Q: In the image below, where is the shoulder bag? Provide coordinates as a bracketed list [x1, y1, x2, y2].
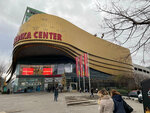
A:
[123, 100, 133, 113]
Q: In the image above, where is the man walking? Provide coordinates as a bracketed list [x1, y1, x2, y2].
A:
[54, 87, 59, 101]
[90, 88, 94, 97]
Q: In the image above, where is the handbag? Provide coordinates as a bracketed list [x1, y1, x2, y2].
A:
[123, 100, 133, 113]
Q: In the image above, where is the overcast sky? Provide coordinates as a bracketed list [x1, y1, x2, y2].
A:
[0, 0, 149, 67]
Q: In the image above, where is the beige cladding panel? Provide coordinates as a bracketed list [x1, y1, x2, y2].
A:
[14, 14, 133, 76]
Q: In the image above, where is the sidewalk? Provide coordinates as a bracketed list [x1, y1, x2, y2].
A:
[0, 92, 67, 113]
[0, 92, 92, 113]
[0, 92, 143, 113]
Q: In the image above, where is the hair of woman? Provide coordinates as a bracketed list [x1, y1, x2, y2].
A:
[110, 89, 121, 97]
[97, 88, 109, 98]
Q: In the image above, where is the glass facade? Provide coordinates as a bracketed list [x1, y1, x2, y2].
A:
[13, 56, 116, 93]
[17, 77, 44, 92]
[14, 60, 75, 92]
[18, 64, 73, 76]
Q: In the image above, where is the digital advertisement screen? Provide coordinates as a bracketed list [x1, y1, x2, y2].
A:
[20, 65, 55, 76]
[22, 68, 34, 75]
[43, 68, 53, 75]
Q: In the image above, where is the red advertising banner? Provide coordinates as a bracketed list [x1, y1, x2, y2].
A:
[22, 68, 34, 75]
[80, 55, 83, 77]
[75, 56, 79, 77]
[84, 53, 89, 77]
[43, 68, 53, 75]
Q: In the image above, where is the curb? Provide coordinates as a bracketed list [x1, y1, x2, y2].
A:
[122, 96, 138, 101]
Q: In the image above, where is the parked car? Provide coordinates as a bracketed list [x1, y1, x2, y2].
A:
[138, 93, 143, 103]
[128, 90, 138, 98]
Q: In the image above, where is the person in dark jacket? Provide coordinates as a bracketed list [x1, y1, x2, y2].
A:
[110, 89, 126, 113]
[90, 88, 94, 97]
[110, 89, 133, 113]
[54, 87, 59, 101]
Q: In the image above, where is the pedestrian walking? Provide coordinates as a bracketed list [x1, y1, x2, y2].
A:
[79, 88, 82, 93]
[96, 88, 98, 93]
[7, 89, 10, 94]
[54, 87, 59, 102]
[97, 88, 114, 113]
[110, 89, 133, 113]
[90, 88, 94, 97]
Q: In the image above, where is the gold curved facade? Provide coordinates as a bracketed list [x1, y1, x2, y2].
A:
[12, 14, 133, 77]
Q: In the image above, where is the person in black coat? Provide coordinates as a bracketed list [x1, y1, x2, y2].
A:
[90, 88, 94, 97]
[54, 87, 59, 101]
[110, 89, 133, 113]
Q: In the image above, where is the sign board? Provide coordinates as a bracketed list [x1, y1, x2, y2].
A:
[57, 64, 64, 74]
[45, 78, 53, 83]
[14, 32, 62, 44]
[141, 79, 150, 113]
[65, 64, 72, 73]
[55, 77, 62, 82]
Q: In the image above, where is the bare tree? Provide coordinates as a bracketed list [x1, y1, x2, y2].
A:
[0, 62, 6, 77]
[96, 0, 150, 63]
[112, 74, 133, 89]
[134, 73, 150, 88]
[0, 61, 6, 88]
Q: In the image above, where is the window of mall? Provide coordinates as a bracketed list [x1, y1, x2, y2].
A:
[13, 63, 74, 93]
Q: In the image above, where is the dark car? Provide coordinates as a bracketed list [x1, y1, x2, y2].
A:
[128, 90, 138, 98]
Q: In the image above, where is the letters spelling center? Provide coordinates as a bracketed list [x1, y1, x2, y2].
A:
[14, 31, 62, 44]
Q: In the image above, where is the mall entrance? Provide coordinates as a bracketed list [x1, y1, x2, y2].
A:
[44, 77, 62, 92]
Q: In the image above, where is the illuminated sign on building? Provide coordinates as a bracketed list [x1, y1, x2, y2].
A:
[22, 68, 34, 75]
[20, 64, 56, 76]
[43, 68, 53, 75]
[14, 31, 62, 44]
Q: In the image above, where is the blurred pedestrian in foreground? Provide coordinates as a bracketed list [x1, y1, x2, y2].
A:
[54, 87, 59, 102]
[110, 89, 133, 113]
[97, 88, 114, 113]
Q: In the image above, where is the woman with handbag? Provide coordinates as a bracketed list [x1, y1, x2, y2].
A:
[110, 89, 133, 113]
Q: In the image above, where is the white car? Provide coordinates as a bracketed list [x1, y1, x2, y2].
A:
[138, 93, 143, 103]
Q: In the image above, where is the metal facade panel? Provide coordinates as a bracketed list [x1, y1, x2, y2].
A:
[13, 14, 133, 77]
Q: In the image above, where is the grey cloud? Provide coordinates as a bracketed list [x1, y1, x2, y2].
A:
[0, 17, 17, 54]
[43, 0, 100, 34]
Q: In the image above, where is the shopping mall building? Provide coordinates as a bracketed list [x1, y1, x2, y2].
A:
[8, 7, 133, 92]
